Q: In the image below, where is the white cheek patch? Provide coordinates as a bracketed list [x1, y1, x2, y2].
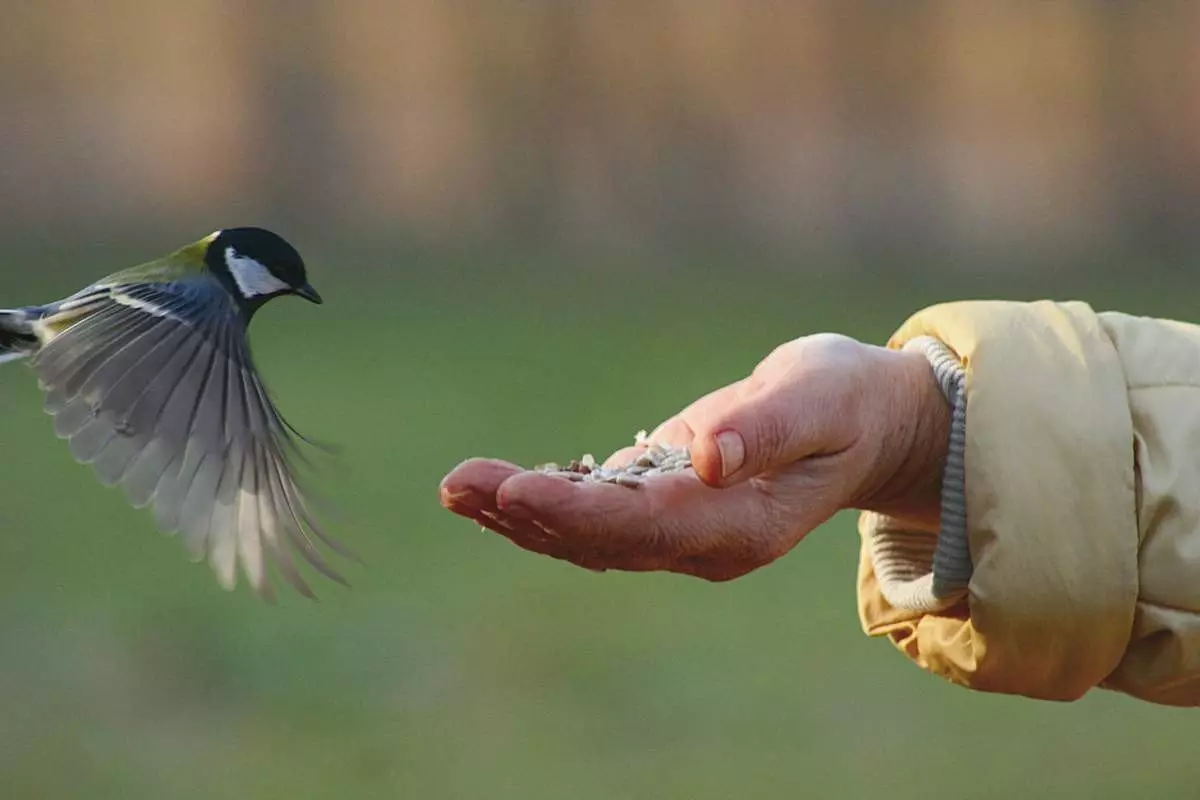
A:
[225, 247, 291, 299]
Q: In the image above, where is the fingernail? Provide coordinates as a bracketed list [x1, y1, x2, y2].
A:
[440, 486, 484, 509]
[715, 430, 745, 477]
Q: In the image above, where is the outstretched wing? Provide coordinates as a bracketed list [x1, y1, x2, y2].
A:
[28, 277, 348, 601]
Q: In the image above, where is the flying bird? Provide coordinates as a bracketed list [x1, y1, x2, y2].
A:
[0, 227, 350, 600]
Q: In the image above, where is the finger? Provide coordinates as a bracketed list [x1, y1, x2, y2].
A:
[443, 498, 517, 535]
[647, 414, 698, 448]
[678, 372, 838, 488]
[440, 459, 581, 559]
[440, 457, 665, 570]
[444, 497, 587, 561]
[602, 445, 643, 469]
[601, 413, 698, 468]
[651, 381, 759, 487]
[494, 469, 789, 571]
[439, 458, 524, 511]
[441, 462, 648, 570]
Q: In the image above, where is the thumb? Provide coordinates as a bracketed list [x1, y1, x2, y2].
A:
[679, 374, 838, 488]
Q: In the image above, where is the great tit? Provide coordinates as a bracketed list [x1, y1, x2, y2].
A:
[0, 227, 350, 601]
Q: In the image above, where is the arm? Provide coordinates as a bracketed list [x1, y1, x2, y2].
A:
[440, 300, 1200, 706]
[867, 300, 1200, 706]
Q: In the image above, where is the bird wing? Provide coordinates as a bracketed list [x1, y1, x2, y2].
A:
[27, 277, 347, 601]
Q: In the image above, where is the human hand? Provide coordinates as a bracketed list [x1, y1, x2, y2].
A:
[439, 334, 950, 581]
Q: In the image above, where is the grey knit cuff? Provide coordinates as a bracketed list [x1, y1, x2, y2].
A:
[861, 335, 971, 612]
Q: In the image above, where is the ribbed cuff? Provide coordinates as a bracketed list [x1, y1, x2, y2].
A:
[861, 335, 971, 612]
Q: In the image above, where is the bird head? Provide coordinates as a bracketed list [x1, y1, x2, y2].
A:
[203, 227, 323, 312]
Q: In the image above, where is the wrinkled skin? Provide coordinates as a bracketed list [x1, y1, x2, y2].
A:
[439, 334, 950, 582]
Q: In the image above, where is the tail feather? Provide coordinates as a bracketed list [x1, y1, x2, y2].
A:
[0, 310, 37, 363]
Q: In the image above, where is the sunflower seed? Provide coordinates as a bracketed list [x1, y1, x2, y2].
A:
[533, 429, 694, 489]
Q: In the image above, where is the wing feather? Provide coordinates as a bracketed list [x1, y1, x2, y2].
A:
[253, 444, 313, 599]
[91, 323, 210, 487]
[29, 278, 346, 598]
[207, 451, 241, 591]
[235, 445, 269, 600]
[67, 320, 191, 464]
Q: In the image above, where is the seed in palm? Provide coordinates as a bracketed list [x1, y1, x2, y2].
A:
[534, 430, 694, 488]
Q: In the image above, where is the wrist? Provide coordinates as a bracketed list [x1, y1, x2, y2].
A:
[849, 345, 950, 526]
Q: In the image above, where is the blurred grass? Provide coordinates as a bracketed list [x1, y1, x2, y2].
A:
[1, 243, 1198, 799]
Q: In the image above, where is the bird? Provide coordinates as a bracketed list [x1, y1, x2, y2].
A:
[0, 226, 351, 601]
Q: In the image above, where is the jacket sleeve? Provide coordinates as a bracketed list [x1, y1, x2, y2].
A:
[857, 299, 1200, 707]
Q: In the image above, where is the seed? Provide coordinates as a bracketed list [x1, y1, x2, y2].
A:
[533, 429, 696, 489]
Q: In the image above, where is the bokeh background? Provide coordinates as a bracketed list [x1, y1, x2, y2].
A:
[1, 3, 1197, 798]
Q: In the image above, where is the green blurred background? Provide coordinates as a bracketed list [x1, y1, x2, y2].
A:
[1, 3, 1198, 798]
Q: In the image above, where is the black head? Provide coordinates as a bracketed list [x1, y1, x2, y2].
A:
[204, 227, 322, 313]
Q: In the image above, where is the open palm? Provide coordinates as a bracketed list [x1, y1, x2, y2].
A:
[439, 334, 948, 581]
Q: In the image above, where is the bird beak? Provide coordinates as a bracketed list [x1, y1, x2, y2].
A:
[294, 283, 323, 304]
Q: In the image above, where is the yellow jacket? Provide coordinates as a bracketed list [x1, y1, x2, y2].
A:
[858, 300, 1200, 707]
